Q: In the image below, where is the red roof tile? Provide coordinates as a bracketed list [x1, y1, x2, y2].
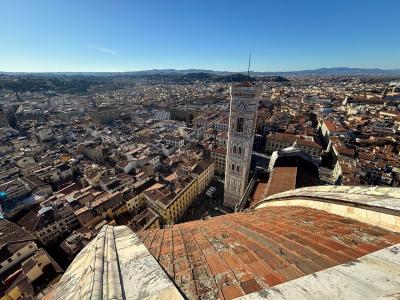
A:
[139, 206, 400, 299]
[221, 284, 244, 300]
[206, 252, 230, 275]
[241, 279, 263, 294]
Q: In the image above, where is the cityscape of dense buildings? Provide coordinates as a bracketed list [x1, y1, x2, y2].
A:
[0, 71, 399, 299]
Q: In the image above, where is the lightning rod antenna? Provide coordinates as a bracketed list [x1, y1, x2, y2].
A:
[247, 52, 252, 80]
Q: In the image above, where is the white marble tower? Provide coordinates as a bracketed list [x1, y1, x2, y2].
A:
[223, 81, 258, 209]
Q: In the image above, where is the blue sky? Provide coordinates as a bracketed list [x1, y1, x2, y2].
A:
[0, 0, 399, 72]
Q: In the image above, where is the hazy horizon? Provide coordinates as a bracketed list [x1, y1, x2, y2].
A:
[1, 0, 400, 72]
[1, 66, 400, 74]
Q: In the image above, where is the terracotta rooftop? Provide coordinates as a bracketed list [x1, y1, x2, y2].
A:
[210, 147, 227, 155]
[261, 154, 319, 200]
[267, 133, 322, 149]
[334, 144, 356, 157]
[263, 166, 297, 197]
[232, 81, 254, 88]
[0, 219, 36, 258]
[138, 206, 400, 300]
[249, 180, 268, 205]
[323, 119, 347, 133]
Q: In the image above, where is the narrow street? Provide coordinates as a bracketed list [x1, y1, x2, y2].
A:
[180, 178, 226, 222]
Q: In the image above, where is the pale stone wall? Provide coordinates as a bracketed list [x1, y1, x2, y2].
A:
[49, 225, 183, 300]
[224, 84, 258, 208]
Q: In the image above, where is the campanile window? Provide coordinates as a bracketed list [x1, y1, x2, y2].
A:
[236, 117, 244, 132]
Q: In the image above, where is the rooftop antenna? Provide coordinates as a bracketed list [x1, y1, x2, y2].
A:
[247, 52, 252, 81]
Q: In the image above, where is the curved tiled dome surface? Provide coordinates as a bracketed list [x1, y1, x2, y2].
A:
[48, 186, 400, 300]
[252, 186, 400, 233]
[254, 186, 400, 210]
[138, 205, 400, 299]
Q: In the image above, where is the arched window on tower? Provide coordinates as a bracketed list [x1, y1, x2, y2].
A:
[231, 163, 235, 171]
[236, 117, 244, 133]
[238, 146, 242, 155]
[233, 145, 236, 154]
[236, 165, 240, 173]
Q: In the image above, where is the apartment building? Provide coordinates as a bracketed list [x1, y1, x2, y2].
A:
[34, 162, 77, 184]
[319, 119, 347, 145]
[142, 157, 214, 224]
[89, 105, 122, 124]
[265, 132, 322, 157]
[191, 160, 214, 196]
[164, 134, 185, 149]
[210, 147, 226, 175]
[60, 228, 96, 257]
[215, 132, 227, 147]
[144, 175, 197, 225]
[128, 208, 160, 232]
[123, 177, 156, 214]
[74, 191, 126, 228]
[79, 142, 108, 163]
[2, 248, 63, 299]
[0, 220, 38, 276]
[18, 203, 79, 245]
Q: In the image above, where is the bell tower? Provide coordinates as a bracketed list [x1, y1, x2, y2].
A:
[223, 81, 258, 209]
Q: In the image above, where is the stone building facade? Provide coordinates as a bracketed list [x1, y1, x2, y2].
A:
[223, 82, 258, 208]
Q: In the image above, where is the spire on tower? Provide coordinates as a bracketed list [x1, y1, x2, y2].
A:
[247, 52, 252, 79]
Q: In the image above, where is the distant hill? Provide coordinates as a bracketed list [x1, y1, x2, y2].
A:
[1, 67, 398, 94]
[138, 72, 289, 84]
[110, 67, 400, 76]
[0, 72, 288, 94]
[214, 73, 253, 83]
[279, 67, 400, 76]
[1, 67, 399, 77]
[111, 67, 400, 76]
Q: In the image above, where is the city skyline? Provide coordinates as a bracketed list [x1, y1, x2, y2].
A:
[1, 0, 400, 72]
[1, 1, 400, 298]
